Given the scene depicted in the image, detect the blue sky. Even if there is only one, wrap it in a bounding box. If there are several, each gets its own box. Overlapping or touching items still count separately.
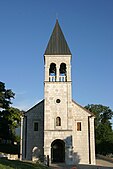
[0,0,113,113]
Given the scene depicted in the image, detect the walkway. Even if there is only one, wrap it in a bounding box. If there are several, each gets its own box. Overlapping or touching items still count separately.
[50,158,113,169]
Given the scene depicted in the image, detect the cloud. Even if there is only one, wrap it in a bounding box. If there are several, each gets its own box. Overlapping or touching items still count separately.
[15,91,27,96]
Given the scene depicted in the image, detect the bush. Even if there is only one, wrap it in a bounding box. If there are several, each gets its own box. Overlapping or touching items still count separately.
[0,144,19,155]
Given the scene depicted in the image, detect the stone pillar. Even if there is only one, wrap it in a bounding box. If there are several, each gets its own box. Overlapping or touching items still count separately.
[89,116,96,164]
[45,65,49,81]
[56,66,59,81]
[67,63,71,81]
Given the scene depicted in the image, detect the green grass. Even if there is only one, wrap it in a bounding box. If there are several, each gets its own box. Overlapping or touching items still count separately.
[0,163,13,169]
[0,159,49,169]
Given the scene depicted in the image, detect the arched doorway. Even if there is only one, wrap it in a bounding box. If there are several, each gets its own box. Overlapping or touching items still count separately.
[51,139,65,163]
[32,147,39,162]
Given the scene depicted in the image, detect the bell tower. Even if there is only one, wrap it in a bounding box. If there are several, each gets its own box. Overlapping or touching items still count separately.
[44,20,72,161]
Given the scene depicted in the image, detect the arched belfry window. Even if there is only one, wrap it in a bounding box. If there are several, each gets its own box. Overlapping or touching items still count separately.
[49,63,56,82]
[56,117,61,126]
[59,63,67,82]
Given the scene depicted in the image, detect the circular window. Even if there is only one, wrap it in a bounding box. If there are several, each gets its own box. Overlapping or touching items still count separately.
[56,99,61,103]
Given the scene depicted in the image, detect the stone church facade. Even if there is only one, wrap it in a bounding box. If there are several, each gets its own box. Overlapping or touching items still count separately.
[21,20,95,165]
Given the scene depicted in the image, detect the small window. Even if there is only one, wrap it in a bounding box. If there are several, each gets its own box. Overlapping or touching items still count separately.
[56,117,61,126]
[77,122,81,131]
[34,122,38,131]
[56,99,61,103]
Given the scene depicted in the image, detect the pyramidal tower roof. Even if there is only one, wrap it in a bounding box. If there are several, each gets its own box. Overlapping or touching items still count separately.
[44,20,71,55]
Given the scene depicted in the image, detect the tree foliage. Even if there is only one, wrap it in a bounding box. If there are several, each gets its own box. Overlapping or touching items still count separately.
[0,82,15,109]
[85,104,113,155]
[0,81,21,143]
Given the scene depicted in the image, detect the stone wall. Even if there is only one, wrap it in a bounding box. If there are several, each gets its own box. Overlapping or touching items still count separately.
[22,100,44,160]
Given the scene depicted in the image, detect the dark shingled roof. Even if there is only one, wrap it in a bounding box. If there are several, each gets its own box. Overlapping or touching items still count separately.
[44,20,71,55]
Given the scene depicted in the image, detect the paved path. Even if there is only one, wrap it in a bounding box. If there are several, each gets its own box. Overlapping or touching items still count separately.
[50,158,113,169]
[96,158,113,168]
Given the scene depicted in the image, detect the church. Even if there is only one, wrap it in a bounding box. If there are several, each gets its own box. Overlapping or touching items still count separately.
[20,20,96,165]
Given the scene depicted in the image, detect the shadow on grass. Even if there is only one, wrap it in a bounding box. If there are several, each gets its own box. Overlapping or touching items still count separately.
[0,159,48,169]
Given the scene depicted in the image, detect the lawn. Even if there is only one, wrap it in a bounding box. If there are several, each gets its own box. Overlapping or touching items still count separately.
[0,159,49,169]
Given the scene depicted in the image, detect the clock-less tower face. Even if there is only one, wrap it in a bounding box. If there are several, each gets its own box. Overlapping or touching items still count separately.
[44,55,72,130]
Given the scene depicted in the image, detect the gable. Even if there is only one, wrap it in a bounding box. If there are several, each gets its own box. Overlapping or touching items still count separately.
[25,100,44,119]
[72,100,94,117]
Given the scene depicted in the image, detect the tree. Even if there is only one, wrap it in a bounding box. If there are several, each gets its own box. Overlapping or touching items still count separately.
[0,82,15,109]
[0,81,21,143]
[85,104,113,155]
[0,107,21,142]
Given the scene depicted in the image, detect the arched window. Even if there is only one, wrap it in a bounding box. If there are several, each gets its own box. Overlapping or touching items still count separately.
[56,117,61,126]
[59,63,67,82]
[49,63,56,82]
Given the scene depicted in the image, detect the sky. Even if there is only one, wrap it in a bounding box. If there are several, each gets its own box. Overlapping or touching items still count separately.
[0,0,113,114]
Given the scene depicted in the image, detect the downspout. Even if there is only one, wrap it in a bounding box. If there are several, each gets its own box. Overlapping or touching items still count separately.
[20,115,24,160]
[25,116,27,159]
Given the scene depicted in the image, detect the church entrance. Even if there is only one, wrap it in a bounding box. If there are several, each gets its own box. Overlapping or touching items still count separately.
[51,139,65,163]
